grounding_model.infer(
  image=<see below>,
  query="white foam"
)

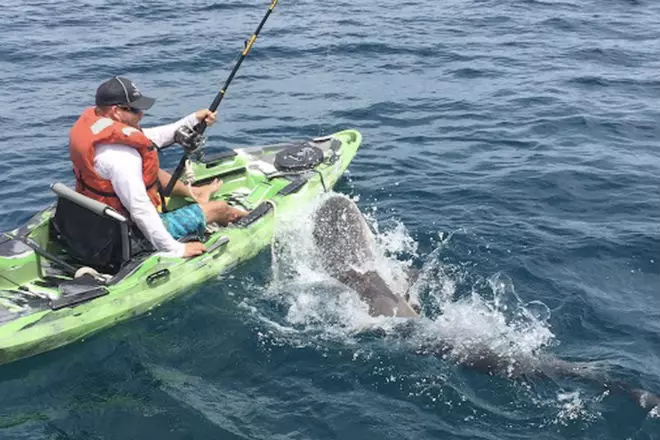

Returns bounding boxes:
[551,391,601,426]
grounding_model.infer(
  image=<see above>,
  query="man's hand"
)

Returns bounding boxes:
[183,241,206,258]
[195,109,217,127]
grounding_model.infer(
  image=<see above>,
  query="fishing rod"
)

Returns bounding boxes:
[163,0,279,197]
[198,0,279,134]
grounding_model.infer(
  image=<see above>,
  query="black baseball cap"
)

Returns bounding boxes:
[95,76,155,111]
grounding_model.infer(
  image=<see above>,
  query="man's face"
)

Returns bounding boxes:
[111,105,144,128]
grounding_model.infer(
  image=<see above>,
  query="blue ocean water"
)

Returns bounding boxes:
[1,0,659,438]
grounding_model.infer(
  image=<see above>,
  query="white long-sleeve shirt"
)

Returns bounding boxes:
[94,113,199,258]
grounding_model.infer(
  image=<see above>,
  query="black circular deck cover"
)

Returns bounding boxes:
[274,143,324,172]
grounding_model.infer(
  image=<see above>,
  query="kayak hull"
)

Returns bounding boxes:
[0,129,361,365]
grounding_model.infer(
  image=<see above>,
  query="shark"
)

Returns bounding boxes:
[310,194,660,412]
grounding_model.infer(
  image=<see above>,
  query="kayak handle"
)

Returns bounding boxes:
[146,269,170,287]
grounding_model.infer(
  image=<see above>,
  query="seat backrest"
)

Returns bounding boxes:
[50,183,131,274]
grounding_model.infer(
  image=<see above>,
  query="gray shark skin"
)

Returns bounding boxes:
[312,195,418,318]
[311,194,660,412]
[335,269,419,318]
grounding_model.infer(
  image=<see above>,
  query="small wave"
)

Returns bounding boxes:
[536,16,579,31]
[199,3,259,12]
[567,75,660,90]
[447,67,504,79]
[146,364,259,439]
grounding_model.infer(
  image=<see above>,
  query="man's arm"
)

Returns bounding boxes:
[142,110,216,149]
[142,113,199,149]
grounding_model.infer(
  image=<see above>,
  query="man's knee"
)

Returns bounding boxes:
[200,200,247,225]
[200,200,230,223]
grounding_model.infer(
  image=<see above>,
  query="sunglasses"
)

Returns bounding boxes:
[117,105,143,114]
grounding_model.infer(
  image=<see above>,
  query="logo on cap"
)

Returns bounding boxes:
[129,81,142,99]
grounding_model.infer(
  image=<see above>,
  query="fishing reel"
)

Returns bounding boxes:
[174,126,206,158]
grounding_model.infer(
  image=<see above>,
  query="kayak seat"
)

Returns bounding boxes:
[49,183,152,275]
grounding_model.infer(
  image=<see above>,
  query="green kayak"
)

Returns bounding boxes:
[0,129,361,365]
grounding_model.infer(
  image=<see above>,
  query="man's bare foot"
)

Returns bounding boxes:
[228,207,248,223]
[191,179,222,203]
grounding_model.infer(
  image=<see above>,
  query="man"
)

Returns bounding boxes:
[69,76,247,258]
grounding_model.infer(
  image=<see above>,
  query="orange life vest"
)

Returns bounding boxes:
[69,107,161,216]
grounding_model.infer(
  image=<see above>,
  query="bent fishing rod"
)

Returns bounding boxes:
[163,0,279,197]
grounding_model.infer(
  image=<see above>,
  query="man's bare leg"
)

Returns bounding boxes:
[200,200,247,225]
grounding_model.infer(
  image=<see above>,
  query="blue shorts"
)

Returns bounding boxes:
[160,203,206,240]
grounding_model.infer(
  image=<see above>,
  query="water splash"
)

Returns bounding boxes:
[551,391,602,427]
[227,192,608,422]
[264,192,555,364]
